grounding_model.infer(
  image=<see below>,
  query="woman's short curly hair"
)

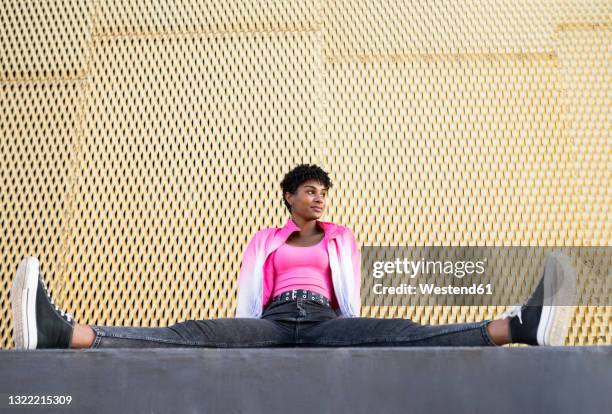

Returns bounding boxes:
[281,164,333,212]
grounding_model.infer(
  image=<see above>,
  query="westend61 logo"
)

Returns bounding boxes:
[371,256,491,296]
[360,247,610,306]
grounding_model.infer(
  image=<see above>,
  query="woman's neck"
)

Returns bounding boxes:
[290,215,321,237]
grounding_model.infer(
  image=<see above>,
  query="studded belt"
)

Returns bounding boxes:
[271,289,331,307]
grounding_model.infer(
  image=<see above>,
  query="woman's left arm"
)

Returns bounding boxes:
[347,227,362,307]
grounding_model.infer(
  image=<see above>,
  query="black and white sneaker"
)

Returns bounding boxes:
[10,256,75,349]
[500,250,577,346]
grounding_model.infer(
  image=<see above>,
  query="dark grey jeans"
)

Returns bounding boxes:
[90,295,497,348]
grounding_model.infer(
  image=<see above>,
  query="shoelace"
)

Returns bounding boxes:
[501,305,523,324]
[39,274,74,323]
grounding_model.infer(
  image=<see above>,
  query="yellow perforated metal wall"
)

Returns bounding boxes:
[1,1,609,349]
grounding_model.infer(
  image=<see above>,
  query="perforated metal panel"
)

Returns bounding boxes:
[1,1,609,349]
[319,0,610,346]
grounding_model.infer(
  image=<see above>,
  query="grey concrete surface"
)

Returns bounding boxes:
[0,346,610,413]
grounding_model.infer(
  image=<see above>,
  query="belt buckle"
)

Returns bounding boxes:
[291,289,297,300]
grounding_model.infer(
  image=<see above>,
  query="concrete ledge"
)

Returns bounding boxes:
[1,346,610,413]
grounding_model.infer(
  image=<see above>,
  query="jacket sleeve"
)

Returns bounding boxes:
[346,227,362,309]
[235,230,260,317]
[262,250,276,308]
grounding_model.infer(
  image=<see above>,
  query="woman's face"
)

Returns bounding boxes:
[285,180,328,220]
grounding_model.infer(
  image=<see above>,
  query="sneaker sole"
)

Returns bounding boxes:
[10,256,39,350]
[537,251,577,346]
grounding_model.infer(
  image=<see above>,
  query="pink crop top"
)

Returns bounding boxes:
[270,235,336,304]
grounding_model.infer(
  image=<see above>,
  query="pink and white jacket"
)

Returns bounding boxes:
[236,217,362,318]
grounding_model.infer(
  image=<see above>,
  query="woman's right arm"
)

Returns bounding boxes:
[235,230,260,317]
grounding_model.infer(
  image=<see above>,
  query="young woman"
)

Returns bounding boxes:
[11,164,576,349]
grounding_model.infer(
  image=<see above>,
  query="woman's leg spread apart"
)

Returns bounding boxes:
[90,318,294,348]
[297,317,498,347]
